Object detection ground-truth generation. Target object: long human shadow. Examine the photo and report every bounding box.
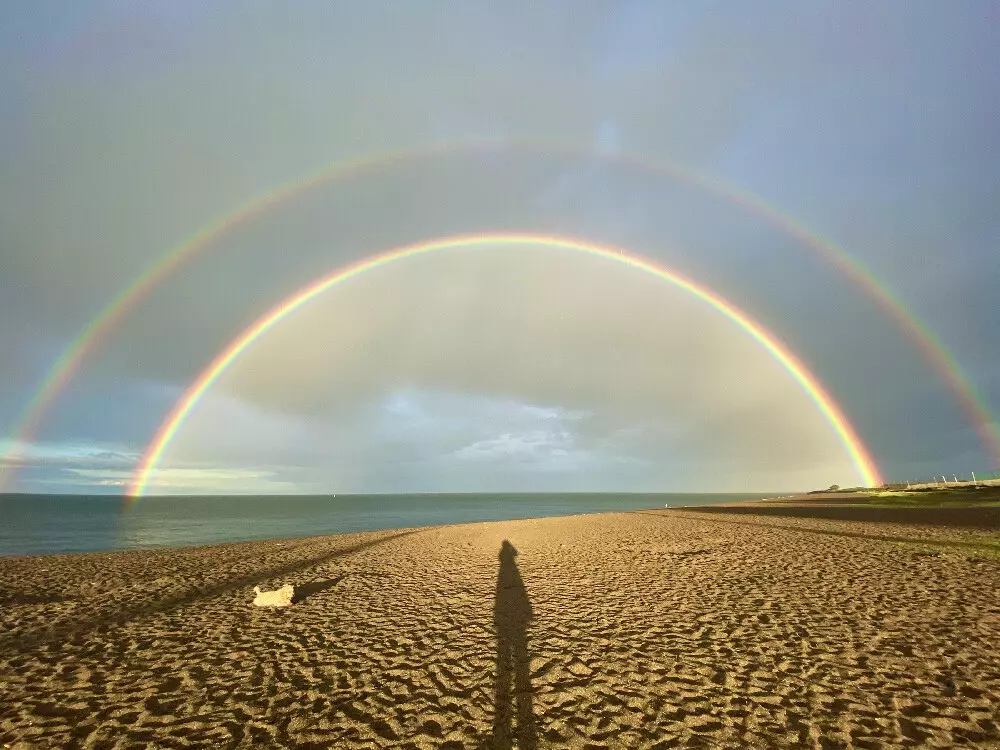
[489,540,537,750]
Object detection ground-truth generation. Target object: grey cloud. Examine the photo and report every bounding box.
[0,445,137,470]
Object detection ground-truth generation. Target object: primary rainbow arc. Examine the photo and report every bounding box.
[127,233,882,499]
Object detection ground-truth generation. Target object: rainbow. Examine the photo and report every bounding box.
[127,233,882,499]
[3,140,996,491]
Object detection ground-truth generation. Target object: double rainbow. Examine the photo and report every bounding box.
[2,140,994,493]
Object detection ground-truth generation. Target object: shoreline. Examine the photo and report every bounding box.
[5,488,1000,560]
[2,492,775,559]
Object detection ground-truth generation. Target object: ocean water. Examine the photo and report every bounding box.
[0,492,772,557]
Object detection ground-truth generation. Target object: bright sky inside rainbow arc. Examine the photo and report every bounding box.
[127,233,882,499]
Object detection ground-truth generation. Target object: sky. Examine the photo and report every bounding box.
[1,1,998,494]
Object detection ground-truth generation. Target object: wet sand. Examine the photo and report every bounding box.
[1,506,999,748]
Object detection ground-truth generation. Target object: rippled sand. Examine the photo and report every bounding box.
[2,506,999,748]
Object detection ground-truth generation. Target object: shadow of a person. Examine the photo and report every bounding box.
[490,540,537,750]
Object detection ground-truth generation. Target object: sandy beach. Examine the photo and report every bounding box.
[2,504,999,748]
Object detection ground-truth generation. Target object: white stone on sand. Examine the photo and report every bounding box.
[252,583,295,608]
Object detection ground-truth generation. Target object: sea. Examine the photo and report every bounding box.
[0,492,774,557]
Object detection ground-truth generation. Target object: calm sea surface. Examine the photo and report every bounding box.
[0,493,773,556]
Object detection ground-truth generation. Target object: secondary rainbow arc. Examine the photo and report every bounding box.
[4,139,995,492]
[127,233,882,499]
